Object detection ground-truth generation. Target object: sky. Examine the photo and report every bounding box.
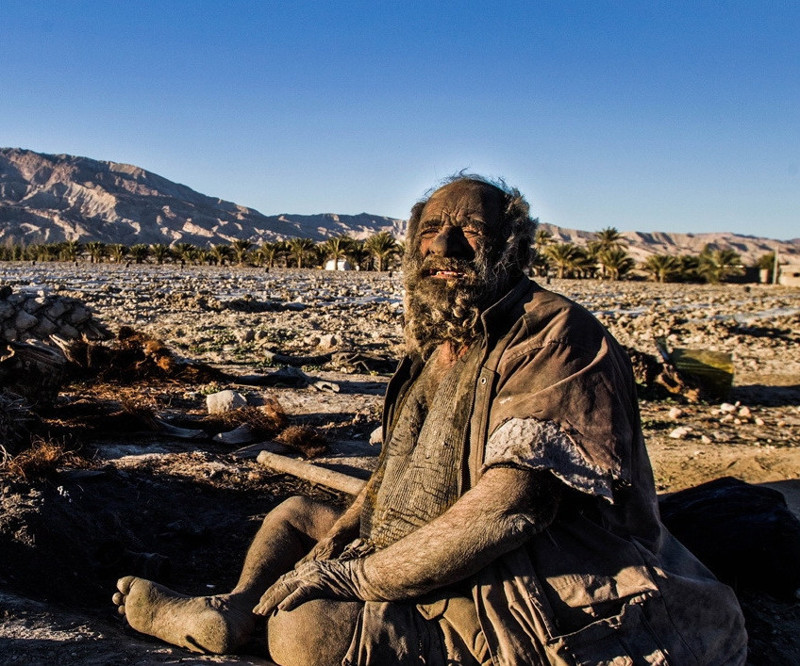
[1,1,798,240]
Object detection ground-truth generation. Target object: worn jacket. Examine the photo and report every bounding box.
[382,277,747,666]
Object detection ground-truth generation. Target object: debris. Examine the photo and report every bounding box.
[256,450,366,496]
[660,477,800,599]
[275,425,328,459]
[213,424,255,445]
[0,340,69,407]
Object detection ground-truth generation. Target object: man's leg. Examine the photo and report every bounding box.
[113,496,343,654]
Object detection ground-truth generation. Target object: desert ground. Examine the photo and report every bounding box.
[0,262,799,664]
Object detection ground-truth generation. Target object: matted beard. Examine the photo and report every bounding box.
[403,244,513,359]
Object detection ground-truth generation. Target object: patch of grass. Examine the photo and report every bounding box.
[2,438,86,481]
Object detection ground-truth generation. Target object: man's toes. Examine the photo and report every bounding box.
[116,575,136,594]
[112,591,125,606]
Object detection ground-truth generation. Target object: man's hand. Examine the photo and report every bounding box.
[253,559,371,616]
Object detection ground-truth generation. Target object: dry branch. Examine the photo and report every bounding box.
[256,450,367,496]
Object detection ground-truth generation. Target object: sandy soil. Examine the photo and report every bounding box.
[1,263,798,664]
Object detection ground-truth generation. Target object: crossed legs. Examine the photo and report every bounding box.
[113,496,350,657]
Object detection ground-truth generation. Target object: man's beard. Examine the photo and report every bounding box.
[403,243,514,359]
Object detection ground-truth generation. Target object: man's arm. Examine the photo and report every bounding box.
[255,466,561,613]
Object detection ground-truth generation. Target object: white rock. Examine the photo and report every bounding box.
[668,426,692,439]
[719,403,737,414]
[206,389,247,414]
[738,406,752,418]
[668,407,683,420]
[755,417,765,426]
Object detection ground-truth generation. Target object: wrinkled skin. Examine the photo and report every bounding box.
[113,177,558,664]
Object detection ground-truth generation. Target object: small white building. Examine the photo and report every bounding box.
[324,259,353,271]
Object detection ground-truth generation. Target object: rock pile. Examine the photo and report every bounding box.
[0,286,109,342]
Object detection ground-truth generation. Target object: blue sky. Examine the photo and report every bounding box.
[1,1,798,239]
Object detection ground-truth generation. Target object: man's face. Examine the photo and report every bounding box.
[403,180,510,356]
[410,180,505,291]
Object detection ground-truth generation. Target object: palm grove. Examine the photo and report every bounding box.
[0,227,769,284]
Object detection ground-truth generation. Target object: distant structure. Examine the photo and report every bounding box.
[324,259,353,271]
[778,262,800,286]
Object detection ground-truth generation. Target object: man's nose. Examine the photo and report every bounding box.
[425,225,474,258]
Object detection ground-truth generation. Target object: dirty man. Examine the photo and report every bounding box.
[114,177,747,665]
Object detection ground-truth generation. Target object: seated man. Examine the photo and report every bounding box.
[114,177,747,665]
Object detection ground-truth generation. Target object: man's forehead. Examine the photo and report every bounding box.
[422,180,504,218]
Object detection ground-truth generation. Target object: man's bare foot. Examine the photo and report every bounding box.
[113,576,256,654]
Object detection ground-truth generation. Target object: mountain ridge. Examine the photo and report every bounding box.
[1,148,797,264]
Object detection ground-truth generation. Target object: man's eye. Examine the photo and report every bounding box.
[419,227,439,237]
[463,225,484,237]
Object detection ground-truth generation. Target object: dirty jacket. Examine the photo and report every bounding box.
[380,277,747,666]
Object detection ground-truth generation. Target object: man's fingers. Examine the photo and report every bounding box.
[276,585,317,612]
[253,576,297,616]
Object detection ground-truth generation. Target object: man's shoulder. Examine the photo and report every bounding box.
[517,281,605,337]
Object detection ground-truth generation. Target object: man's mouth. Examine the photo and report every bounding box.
[426,269,466,280]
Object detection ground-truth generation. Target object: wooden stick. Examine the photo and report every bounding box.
[256,450,367,496]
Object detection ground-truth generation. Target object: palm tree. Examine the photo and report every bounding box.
[287,237,316,268]
[171,242,196,266]
[254,242,279,268]
[108,244,128,263]
[319,235,356,270]
[209,244,233,266]
[129,244,150,264]
[230,239,254,265]
[533,228,553,251]
[150,243,171,265]
[364,231,399,271]
[597,248,635,281]
[60,240,82,262]
[643,254,681,283]
[697,246,744,284]
[543,243,581,279]
[85,241,107,264]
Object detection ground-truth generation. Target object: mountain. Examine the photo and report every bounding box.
[1,148,798,264]
[0,148,404,246]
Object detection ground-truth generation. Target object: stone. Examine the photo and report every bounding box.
[206,389,248,414]
[669,426,692,439]
[316,333,338,350]
[236,329,255,343]
[14,310,38,331]
[719,403,737,414]
[668,407,683,420]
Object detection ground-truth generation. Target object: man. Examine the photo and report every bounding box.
[114,177,747,665]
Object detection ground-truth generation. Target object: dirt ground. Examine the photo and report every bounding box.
[0,266,798,664]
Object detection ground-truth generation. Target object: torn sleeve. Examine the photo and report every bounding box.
[484,417,614,502]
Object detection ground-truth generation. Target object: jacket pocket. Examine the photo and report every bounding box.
[546,598,670,666]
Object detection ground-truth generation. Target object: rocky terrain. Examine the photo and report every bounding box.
[0,148,404,247]
[0,262,799,664]
[3,148,799,266]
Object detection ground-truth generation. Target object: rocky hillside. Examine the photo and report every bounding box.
[1,148,798,264]
[0,148,404,246]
